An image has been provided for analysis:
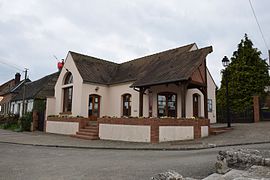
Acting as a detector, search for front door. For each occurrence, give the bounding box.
[193,94,199,117]
[88,94,100,118]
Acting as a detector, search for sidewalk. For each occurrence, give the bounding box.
[1,122,270,150]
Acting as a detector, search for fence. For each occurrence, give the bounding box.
[260,96,270,121]
[217,106,254,123]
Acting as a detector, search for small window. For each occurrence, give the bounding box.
[208,99,213,112]
[64,72,73,85]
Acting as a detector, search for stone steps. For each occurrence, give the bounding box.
[72,123,99,140]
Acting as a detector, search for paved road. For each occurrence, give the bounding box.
[1,143,270,180]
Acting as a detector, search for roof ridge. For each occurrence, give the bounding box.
[0,79,14,89]
[69,51,119,65]
[119,43,196,65]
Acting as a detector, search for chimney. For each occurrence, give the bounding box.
[57,59,64,71]
[15,73,21,85]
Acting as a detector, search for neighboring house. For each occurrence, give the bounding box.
[11,72,59,118]
[0,73,22,115]
[47,43,217,123]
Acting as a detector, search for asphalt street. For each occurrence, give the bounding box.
[1,142,270,180]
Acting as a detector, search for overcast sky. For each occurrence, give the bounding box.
[0,0,269,86]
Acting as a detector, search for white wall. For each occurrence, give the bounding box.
[186,89,204,118]
[201,126,209,137]
[45,97,56,120]
[159,126,194,142]
[81,83,109,117]
[107,83,140,117]
[54,52,84,116]
[207,69,217,123]
[46,121,79,135]
[99,124,151,142]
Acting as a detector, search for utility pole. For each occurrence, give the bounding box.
[22,68,28,116]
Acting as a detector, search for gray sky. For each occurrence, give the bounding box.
[0,0,269,86]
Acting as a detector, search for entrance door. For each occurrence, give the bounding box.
[88,94,100,118]
[193,94,199,117]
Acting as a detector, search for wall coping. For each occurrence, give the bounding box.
[98,118,210,127]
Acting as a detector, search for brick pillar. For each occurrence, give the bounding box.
[193,121,201,139]
[150,124,159,144]
[32,111,39,131]
[253,96,260,123]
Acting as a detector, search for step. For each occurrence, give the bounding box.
[210,127,233,135]
[88,121,98,125]
[76,131,98,137]
[210,129,228,135]
[79,128,98,133]
[72,134,99,140]
[84,126,98,130]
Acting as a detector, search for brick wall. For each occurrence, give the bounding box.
[46,117,91,131]
[98,118,209,143]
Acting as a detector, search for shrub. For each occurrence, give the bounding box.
[0,114,19,129]
[20,112,32,131]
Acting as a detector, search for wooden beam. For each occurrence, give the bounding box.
[139,87,145,117]
[202,87,208,118]
[180,82,188,118]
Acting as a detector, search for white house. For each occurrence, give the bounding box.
[46,43,217,142]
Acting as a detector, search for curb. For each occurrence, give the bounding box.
[1,140,270,151]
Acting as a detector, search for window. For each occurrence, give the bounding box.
[11,104,14,114]
[157,92,177,117]
[88,94,100,117]
[62,72,73,113]
[17,103,21,115]
[122,94,131,117]
[63,87,73,112]
[64,72,73,85]
[208,99,213,112]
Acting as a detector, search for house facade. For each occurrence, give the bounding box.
[0,73,22,115]
[10,72,59,130]
[46,43,216,123]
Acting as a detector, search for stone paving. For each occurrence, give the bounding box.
[0,122,270,150]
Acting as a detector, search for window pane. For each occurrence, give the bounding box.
[158,93,177,117]
[63,87,73,112]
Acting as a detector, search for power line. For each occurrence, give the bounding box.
[0,58,24,72]
[248,0,269,50]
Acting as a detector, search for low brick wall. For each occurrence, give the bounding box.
[46,117,90,135]
[98,118,210,143]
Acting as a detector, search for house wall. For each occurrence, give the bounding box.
[81,83,109,117]
[207,69,217,123]
[45,97,56,120]
[54,52,83,116]
[186,88,204,118]
[50,52,215,121]
[98,118,209,143]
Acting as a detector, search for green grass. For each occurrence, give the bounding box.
[0,123,21,131]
